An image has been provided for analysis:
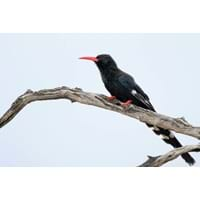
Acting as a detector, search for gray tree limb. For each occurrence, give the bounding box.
[139,144,200,167]
[1,86,200,139]
[0,86,200,166]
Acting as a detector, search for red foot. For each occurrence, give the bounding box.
[121,100,133,107]
[107,96,116,101]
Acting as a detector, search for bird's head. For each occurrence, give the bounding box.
[79,54,118,72]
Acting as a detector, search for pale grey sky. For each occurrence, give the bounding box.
[0,33,199,166]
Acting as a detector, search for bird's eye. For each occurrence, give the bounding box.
[103,59,110,66]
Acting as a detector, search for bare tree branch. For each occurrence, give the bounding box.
[1,86,200,166]
[0,86,200,141]
[139,144,200,167]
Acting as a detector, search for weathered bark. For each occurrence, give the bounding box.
[0,86,199,166]
[139,144,200,167]
[1,86,200,139]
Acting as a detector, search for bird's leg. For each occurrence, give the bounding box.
[121,100,133,107]
[107,96,116,101]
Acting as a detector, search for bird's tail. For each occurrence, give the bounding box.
[147,124,195,166]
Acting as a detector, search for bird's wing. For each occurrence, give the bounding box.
[134,83,149,100]
[118,72,155,111]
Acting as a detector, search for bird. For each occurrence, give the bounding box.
[79,54,195,166]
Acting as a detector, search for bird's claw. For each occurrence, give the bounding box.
[121,100,133,107]
[107,96,116,101]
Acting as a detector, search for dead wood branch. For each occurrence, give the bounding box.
[139,144,200,167]
[1,86,200,166]
[1,86,200,140]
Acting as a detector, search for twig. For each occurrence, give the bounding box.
[139,144,200,167]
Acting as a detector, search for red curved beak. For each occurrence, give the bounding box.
[79,56,99,62]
